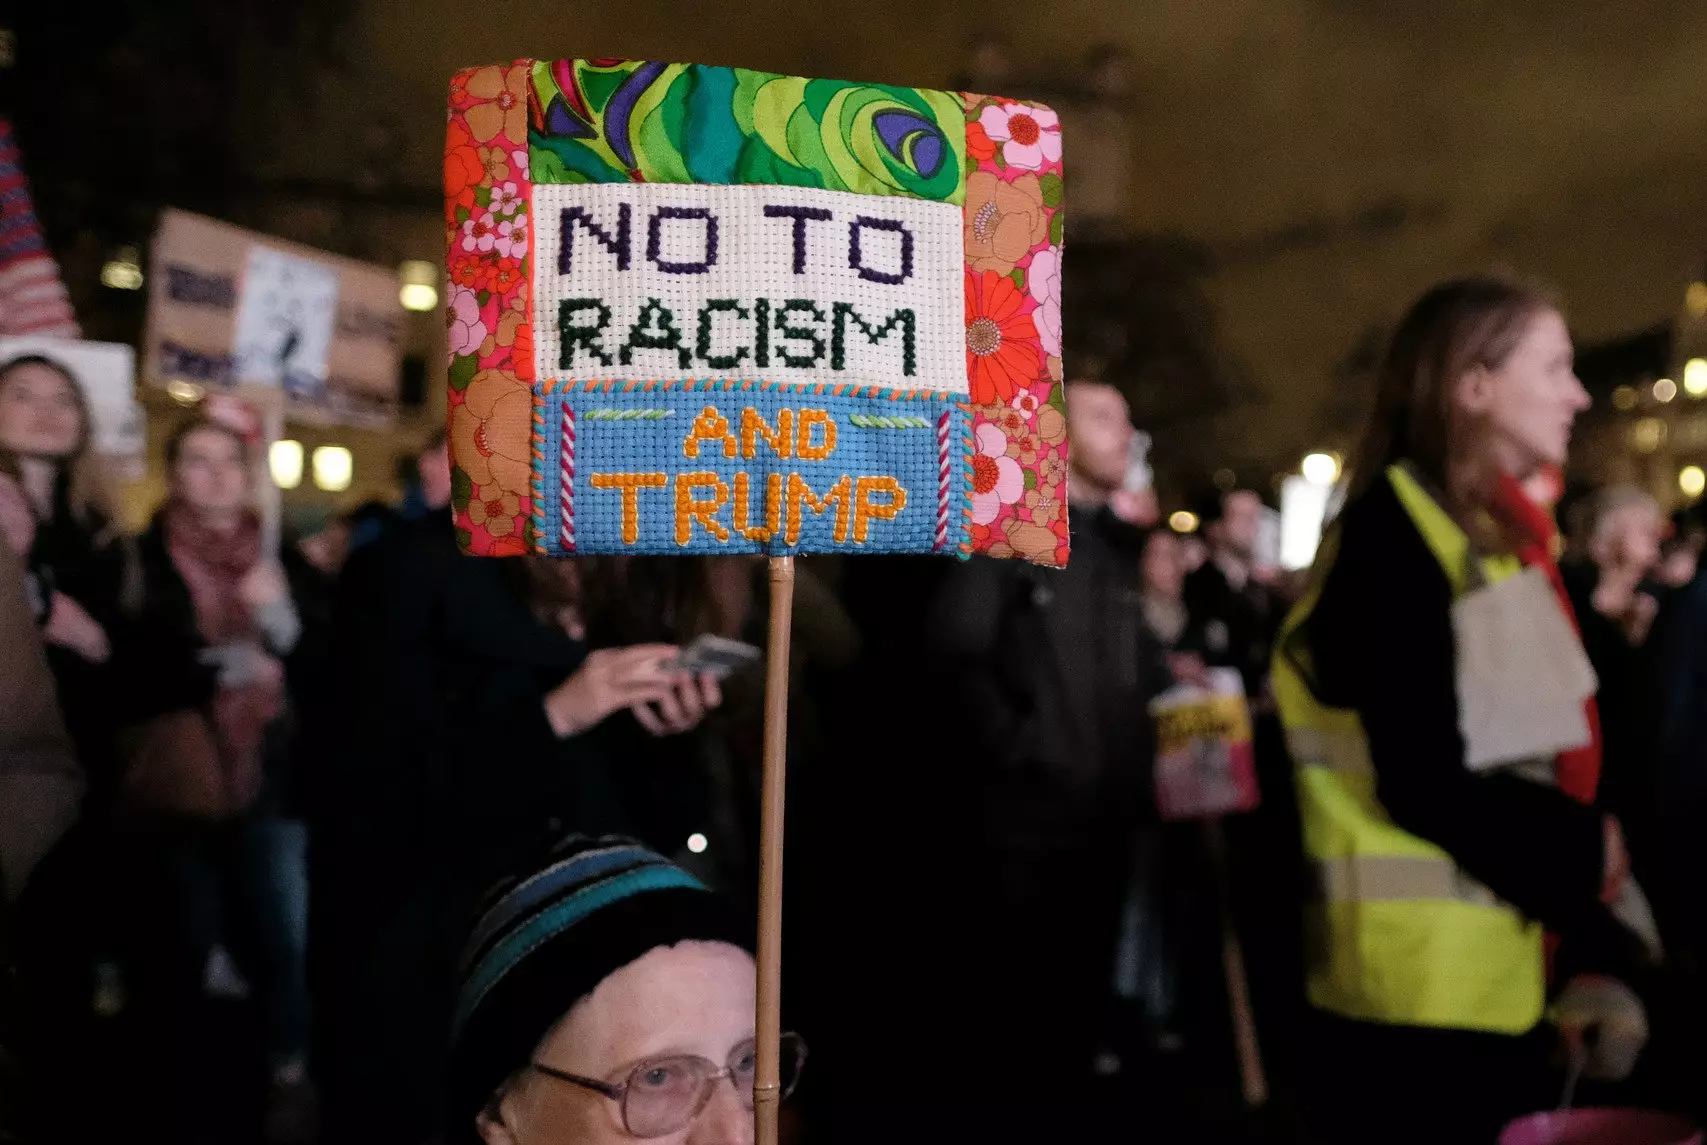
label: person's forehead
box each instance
[542,942,755,1069]
[1067,384,1126,415]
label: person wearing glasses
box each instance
[449,835,805,1144]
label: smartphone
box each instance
[667,634,762,680]
[1123,429,1154,493]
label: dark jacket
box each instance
[930,506,1169,831]
[432,555,712,884]
[29,496,130,794]
[1184,555,1280,699]
[1299,478,1646,982]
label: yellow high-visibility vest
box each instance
[1272,463,1546,1033]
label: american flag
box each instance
[0,118,79,338]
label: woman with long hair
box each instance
[0,354,130,788]
[1274,278,1653,1142]
[121,415,316,1142]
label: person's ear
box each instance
[1456,364,1495,415]
[477,1091,521,1145]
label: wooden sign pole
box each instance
[754,555,795,1145]
[1205,817,1268,1107]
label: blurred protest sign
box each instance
[145,209,403,429]
[0,336,144,478]
[1151,666,1260,821]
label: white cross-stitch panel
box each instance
[532,182,966,394]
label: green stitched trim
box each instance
[583,408,676,420]
[848,414,929,429]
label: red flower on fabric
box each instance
[445,119,485,205]
[966,120,998,163]
[964,270,1043,405]
[490,259,523,295]
[449,255,490,293]
[488,534,530,557]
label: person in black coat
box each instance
[929,380,1169,1140]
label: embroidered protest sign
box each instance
[446,57,1068,565]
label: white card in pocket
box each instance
[1452,566,1597,771]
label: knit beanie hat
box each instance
[447,835,752,1130]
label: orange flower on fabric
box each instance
[963,172,1048,275]
[966,120,998,163]
[964,270,1043,405]
[464,65,529,144]
[451,370,533,496]
[445,119,484,202]
[488,534,530,557]
[467,487,522,538]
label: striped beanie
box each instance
[448,835,751,1127]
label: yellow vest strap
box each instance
[1313,854,1502,908]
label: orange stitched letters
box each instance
[796,409,837,460]
[851,476,907,542]
[733,472,784,541]
[588,472,668,543]
[786,473,853,544]
[675,472,731,544]
[740,407,794,460]
[682,406,738,459]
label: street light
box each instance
[398,260,440,313]
[269,440,304,490]
[1685,358,1707,399]
[1682,466,1705,500]
[1169,510,1200,534]
[312,445,353,492]
[1301,451,1341,486]
[99,246,144,290]
[1655,378,1678,403]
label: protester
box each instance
[447,834,800,1145]
[0,525,79,913]
[117,416,318,1142]
[0,354,131,796]
[1274,277,1653,1144]
[309,430,463,1145]
[930,379,1168,1136]
[1185,488,1279,702]
[1563,486,1670,897]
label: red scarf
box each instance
[163,501,282,810]
[1488,472,1601,805]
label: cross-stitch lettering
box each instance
[619,298,693,369]
[695,300,749,370]
[848,216,914,284]
[763,205,832,274]
[587,472,668,543]
[647,207,719,274]
[733,472,783,541]
[559,299,614,368]
[560,205,632,274]
[831,303,916,374]
[775,300,826,368]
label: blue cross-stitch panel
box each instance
[535,381,971,557]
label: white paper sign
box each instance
[234,247,340,394]
[1453,566,1597,771]
[0,336,144,476]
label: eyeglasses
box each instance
[531,1032,807,1139]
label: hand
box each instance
[1168,651,1210,688]
[45,593,110,663]
[1602,815,1630,903]
[0,475,35,557]
[631,672,724,737]
[542,644,680,738]
[239,562,291,614]
[1556,974,1647,1082]
[1109,487,1158,527]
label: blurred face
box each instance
[172,426,249,520]
[0,362,84,460]
[1213,491,1263,560]
[1594,504,1663,576]
[419,440,452,510]
[1456,309,1589,477]
[1065,382,1132,492]
[483,941,757,1145]
[1141,531,1184,599]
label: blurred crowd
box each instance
[2,323,1707,1145]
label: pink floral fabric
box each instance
[446,61,535,555]
[958,93,1068,567]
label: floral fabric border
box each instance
[447,61,537,553]
[956,94,1067,567]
